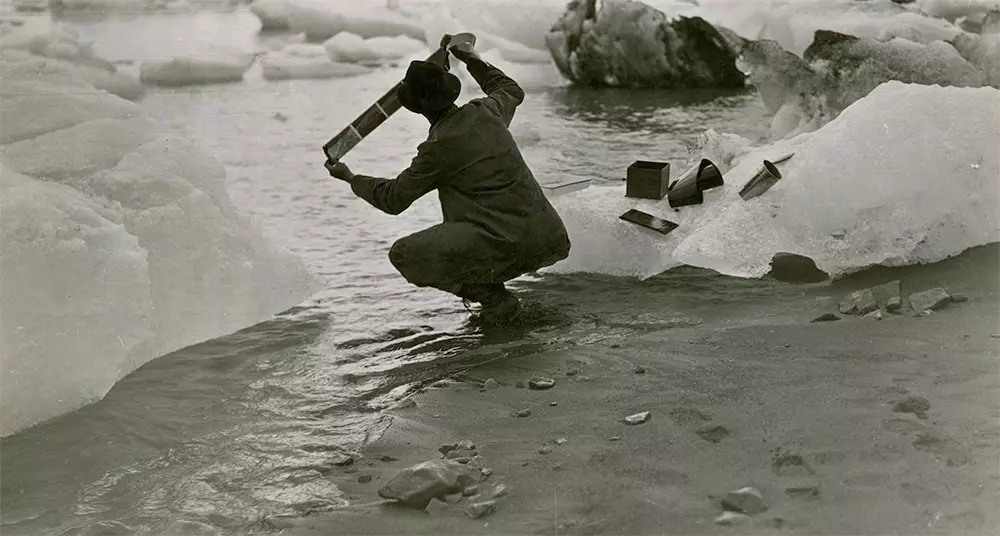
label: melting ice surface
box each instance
[0,25,322,437]
[549,82,1000,280]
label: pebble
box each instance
[609,436,621,441]
[438,444,457,456]
[529,378,556,390]
[892,395,931,419]
[539,447,552,455]
[492,483,509,497]
[864,309,883,321]
[380,455,398,462]
[634,367,646,374]
[772,453,813,476]
[721,487,767,515]
[462,484,479,497]
[886,296,902,312]
[810,313,840,323]
[480,467,493,478]
[554,438,567,445]
[576,375,592,382]
[830,228,847,239]
[951,293,968,303]
[624,411,651,425]
[516,409,531,418]
[344,467,358,474]
[912,310,934,317]
[446,449,477,460]
[549,402,558,406]
[515,380,526,389]
[566,369,579,376]
[714,511,750,526]
[357,474,372,483]
[457,439,476,451]
[332,455,354,467]
[785,485,821,500]
[484,378,499,389]
[696,424,730,443]
[464,500,497,519]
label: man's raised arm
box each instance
[465,57,525,126]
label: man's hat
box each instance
[398,60,461,115]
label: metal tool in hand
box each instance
[322,33,477,165]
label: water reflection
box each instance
[544,85,760,133]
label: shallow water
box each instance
[0,9,818,535]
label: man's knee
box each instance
[388,238,407,273]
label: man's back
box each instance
[426,98,567,248]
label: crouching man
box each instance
[325,37,570,324]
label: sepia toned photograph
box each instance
[1,0,998,534]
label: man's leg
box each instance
[388,223,504,298]
[387,225,523,323]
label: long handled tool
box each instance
[322,33,477,164]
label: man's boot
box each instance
[478,286,522,325]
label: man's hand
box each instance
[325,159,354,182]
[441,33,480,64]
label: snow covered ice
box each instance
[0,19,144,100]
[259,43,372,80]
[548,82,1000,280]
[139,53,256,87]
[0,41,322,437]
[322,32,426,64]
[648,0,966,56]
[248,0,560,63]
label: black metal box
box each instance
[626,160,671,200]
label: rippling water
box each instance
[0,9,805,535]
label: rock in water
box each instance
[721,487,767,514]
[909,288,952,312]
[377,460,479,509]
[544,0,745,88]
